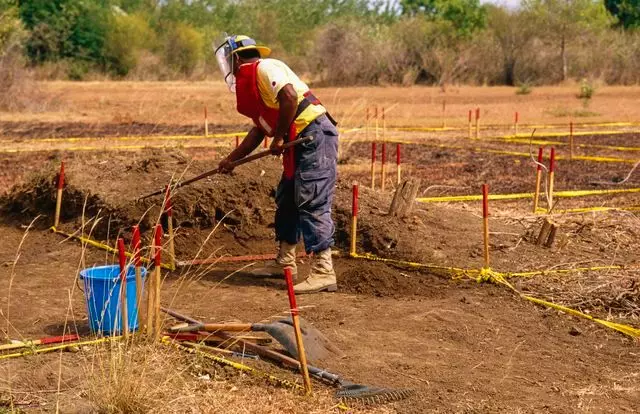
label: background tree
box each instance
[605,0,640,29]
[399,0,487,37]
[522,0,615,81]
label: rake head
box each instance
[336,382,414,405]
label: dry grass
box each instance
[2,82,640,129]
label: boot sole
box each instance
[295,284,338,294]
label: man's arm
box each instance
[270,84,298,155]
[219,127,265,171]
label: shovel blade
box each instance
[256,317,344,363]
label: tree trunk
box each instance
[561,34,568,82]
[388,179,421,218]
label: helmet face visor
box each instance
[214,39,236,92]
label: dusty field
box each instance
[1,82,639,413]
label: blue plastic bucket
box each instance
[79,265,147,335]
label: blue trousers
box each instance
[275,115,338,254]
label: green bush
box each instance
[163,23,204,76]
[104,13,156,77]
[515,82,532,95]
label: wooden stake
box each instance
[514,111,519,136]
[441,100,446,128]
[537,219,553,246]
[264,136,268,148]
[165,186,176,271]
[548,147,556,212]
[204,106,209,137]
[350,183,358,257]
[544,223,559,248]
[54,162,65,228]
[380,142,387,192]
[235,135,239,148]
[132,225,143,329]
[569,121,574,161]
[374,106,379,142]
[370,142,376,190]
[482,184,490,269]
[468,110,472,139]
[153,224,162,339]
[117,238,129,339]
[284,267,312,395]
[146,230,155,337]
[533,147,543,214]
[396,143,401,185]
[475,108,480,139]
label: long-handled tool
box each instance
[283,266,312,394]
[166,315,342,363]
[167,311,413,405]
[223,334,414,405]
[0,334,80,352]
[137,136,313,201]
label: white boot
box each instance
[294,248,337,294]
[250,241,298,278]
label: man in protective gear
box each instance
[215,35,339,294]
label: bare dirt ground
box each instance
[1,82,639,413]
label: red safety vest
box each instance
[236,61,297,179]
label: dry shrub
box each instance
[0,7,41,111]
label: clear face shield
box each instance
[214,36,236,92]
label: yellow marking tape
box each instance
[353,252,639,339]
[551,206,640,214]
[0,336,121,360]
[51,226,174,270]
[498,135,640,153]
[417,187,640,203]
[390,121,640,132]
[0,142,228,154]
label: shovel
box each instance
[162,307,343,363]
[137,136,313,201]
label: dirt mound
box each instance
[338,260,445,298]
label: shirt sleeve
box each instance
[257,60,292,103]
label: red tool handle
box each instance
[396,143,401,166]
[549,148,556,173]
[371,142,376,163]
[40,333,80,345]
[515,111,519,123]
[468,110,472,122]
[117,238,127,281]
[204,106,207,119]
[154,224,162,266]
[475,108,480,120]
[482,184,489,218]
[132,225,141,266]
[381,143,386,164]
[284,267,298,316]
[57,162,65,190]
[536,147,544,171]
[570,121,573,134]
[164,186,173,217]
[352,184,359,217]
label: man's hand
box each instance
[218,157,235,173]
[269,136,285,156]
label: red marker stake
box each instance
[441,100,446,128]
[468,110,472,139]
[370,142,377,190]
[396,143,402,185]
[132,225,143,329]
[365,107,369,141]
[482,184,490,269]
[165,186,176,271]
[117,238,129,339]
[533,147,544,213]
[380,142,387,191]
[514,111,519,135]
[475,107,480,139]
[54,162,65,228]
[283,267,312,395]
[548,148,556,212]
[350,183,359,257]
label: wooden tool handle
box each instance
[39,333,79,345]
[200,323,252,332]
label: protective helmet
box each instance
[214,34,271,92]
